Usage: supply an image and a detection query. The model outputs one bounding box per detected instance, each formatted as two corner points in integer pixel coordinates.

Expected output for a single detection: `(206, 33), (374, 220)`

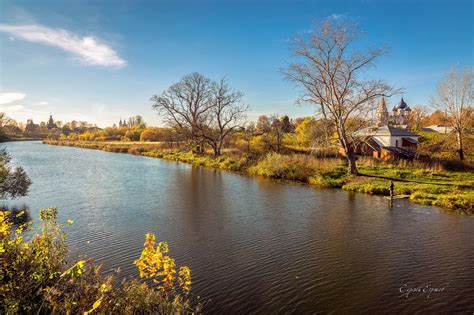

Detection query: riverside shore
(43, 139), (474, 214)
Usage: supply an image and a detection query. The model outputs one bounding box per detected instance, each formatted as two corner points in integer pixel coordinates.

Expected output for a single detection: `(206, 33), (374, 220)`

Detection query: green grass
(409, 191), (474, 214)
(342, 161), (474, 214)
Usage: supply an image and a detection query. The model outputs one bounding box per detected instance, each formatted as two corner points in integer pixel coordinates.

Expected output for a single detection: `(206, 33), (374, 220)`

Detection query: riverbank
(0, 136), (44, 142)
(43, 139), (474, 214)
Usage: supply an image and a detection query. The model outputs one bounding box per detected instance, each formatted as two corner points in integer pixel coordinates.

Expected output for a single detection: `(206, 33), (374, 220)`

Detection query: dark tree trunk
(346, 150), (358, 175)
(213, 144), (220, 157)
(337, 123), (359, 175)
(209, 140), (221, 157)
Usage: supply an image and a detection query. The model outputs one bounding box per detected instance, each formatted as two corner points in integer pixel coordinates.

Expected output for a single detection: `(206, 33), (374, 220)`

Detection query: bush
(0, 208), (199, 314)
(248, 153), (345, 184)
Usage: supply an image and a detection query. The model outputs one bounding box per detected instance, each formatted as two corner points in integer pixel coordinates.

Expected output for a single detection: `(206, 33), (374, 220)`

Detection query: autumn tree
(256, 115), (271, 133)
(407, 105), (428, 131)
(151, 73), (215, 153)
(243, 122), (256, 153)
(294, 117), (335, 149)
(200, 79), (248, 156)
(0, 112), (12, 129)
(255, 115), (288, 152)
(0, 113), (13, 139)
(284, 19), (396, 174)
(294, 117), (315, 147)
(280, 115), (294, 133)
(433, 67), (473, 161)
(151, 73), (248, 155)
(270, 115), (286, 152)
(127, 115), (146, 128)
(422, 109), (447, 126)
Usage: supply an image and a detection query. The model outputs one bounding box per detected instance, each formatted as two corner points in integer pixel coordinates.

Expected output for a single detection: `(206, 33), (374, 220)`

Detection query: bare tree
(407, 105), (428, 131)
(152, 73), (248, 155)
(256, 115), (271, 133)
(243, 122), (256, 153)
(0, 113), (14, 140)
(151, 72), (215, 153)
(200, 79), (248, 156)
(433, 67), (473, 161)
(0, 112), (12, 128)
(270, 114), (285, 153)
(283, 19), (397, 174)
(310, 118), (334, 149)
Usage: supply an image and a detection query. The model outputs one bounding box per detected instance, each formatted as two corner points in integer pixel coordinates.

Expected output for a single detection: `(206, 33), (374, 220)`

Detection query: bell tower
(375, 96), (389, 126)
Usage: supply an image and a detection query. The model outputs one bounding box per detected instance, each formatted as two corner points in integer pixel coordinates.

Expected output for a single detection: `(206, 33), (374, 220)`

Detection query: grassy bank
(43, 140), (474, 214)
(343, 161), (474, 214)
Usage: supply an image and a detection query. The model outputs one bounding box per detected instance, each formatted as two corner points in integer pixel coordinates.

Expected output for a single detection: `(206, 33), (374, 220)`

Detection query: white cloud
(0, 92), (26, 105)
(0, 23), (126, 67)
(35, 101), (49, 106)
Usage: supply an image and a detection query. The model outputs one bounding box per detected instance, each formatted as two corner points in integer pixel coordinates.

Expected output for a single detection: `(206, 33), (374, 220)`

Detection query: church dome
(395, 97), (409, 110)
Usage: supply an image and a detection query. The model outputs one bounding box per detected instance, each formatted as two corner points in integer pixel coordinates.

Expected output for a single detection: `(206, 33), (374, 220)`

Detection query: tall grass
(248, 153), (347, 187)
(357, 156), (446, 172)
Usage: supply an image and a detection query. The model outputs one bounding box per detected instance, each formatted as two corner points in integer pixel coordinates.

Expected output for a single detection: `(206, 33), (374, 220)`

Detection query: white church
(354, 97), (419, 159)
(375, 96), (412, 127)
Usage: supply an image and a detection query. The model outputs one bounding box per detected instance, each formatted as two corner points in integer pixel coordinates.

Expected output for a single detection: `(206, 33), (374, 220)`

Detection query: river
(3, 141), (474, 313)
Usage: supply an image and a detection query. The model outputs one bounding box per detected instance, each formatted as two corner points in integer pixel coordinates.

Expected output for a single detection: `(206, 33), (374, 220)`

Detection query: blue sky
(0, 0), (472, 127)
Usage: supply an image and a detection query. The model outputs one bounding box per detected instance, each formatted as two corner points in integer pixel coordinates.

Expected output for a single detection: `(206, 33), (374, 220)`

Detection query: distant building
(47, 115), (58, 130)
(421, 125), (454, 134)
(25, 119), (39, 133)
(375, 96), (389, 126)
(375, 97), (412, 127)
(390, 98), (411, 126)
(355, 125), (419, 159)
(351, 97), (420, 159)
(118, 118), (127, 128)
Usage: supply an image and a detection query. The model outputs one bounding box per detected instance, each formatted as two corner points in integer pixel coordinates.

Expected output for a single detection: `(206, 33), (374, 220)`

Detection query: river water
(3, 141), (473, 313)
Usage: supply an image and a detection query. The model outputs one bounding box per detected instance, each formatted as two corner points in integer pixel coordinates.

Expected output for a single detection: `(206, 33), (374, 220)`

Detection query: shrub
(248, 153), (344, 183)
(140, 128), (168, 142)
(124, 129), (142, 142)
(0, 208), (199, 314)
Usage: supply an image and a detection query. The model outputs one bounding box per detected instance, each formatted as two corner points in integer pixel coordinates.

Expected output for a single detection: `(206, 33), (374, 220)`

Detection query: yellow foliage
(178, 266), (192, 293)
(83, 298), (102, 315)
(1, 209), (198, 313)
(61, 260), (85, 278)
(134, 233), (191, 293)
(0, 211), (10, 237)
